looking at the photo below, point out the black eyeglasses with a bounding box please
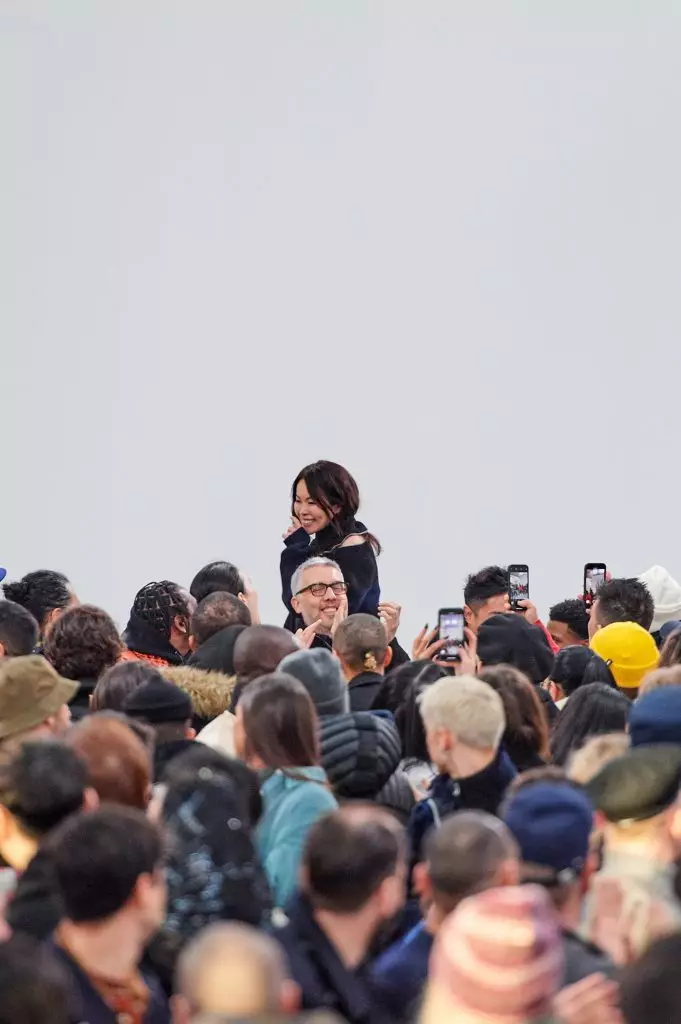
[295,581,348,598]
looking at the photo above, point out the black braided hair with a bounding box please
[132,581,189,637]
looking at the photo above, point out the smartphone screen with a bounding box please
[584,564,607,606]
[509,566,529,608]
[438,608,465,661]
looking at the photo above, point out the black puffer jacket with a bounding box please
[319,711,414,819]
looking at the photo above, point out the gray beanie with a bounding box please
[278,648,349,717]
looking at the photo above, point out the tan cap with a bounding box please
[0,656,78,740]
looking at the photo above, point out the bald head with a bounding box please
[233,626,298,684]
[424,811,519,915]
[174,923,297,1022]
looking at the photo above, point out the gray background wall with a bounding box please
[2,2,679,644]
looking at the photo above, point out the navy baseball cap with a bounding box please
[503,783,594,883]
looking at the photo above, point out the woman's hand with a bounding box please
[295,620,323,649]
[412,625,448,662]
[378,601,401,643]
[283,515,301,540]
[452,627,480,676]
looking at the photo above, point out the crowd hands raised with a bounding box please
[2,461,681,1023]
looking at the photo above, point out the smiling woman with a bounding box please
[280,461,381,632]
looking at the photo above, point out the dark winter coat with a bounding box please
[348,672,385,712]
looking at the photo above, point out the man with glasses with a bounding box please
[289,557,349,650]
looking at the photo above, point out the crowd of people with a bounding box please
[2,459,681,1023]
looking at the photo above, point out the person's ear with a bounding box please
[330,505,342,518]
[188,633,197,652]
[279,979,301,1015]
[0,806,14,842]
[82,787,100,813]
[464,605,473,628]
[383,646,393,670]
[173,614,189,636]
[0,642,5,658]
[185,725,196,740]
[581,851,598,893]
[291,595,301,616]
[170,994,191,1024]
[413,862,433,902]
[496,857,521,887]
[43,606,62,636]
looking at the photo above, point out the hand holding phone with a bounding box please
[437,608,465,662]
[584,563,607,608]
[508,565,529,611]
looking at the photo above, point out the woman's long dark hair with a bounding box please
[550,682,630,766]
[478,665,550,763]
[3,570,72,631]
[239,673,320,769]
[292,460,381,554]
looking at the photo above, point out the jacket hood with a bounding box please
[162,666,235,720]
[320,711,401,798]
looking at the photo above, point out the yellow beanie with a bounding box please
[590,621,659,689]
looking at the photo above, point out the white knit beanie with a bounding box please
[639,565,681,633]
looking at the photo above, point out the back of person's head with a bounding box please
[549,645,616,698]
[2,570,73,634]
[158,765,271,956]
[629,685,681,748]
[567,732,630,785]
[161,744,263,825]
[550,683,630,766]
[658,627,681,668]
[91,660,163,712]
[422,885,563,1024]
[591,577,655,633]
[464,566,508,609]
[371,659,445,718]
[394,662,446,760]
[190,562,245,604]
[620,932,681,1024]
[131,581,191,640]
[477,613,554,685]
[303,803,405,915]
[503,783,594,904]
[419,675,505,751]
[0,934,71,1024]
[547,599,590,645]
[237,673,320,769]
[0,740,88,838]
[123,675,194,745]
[65,714,151,810]
[191,593,251,648]
[45,806,164,925]
[233,626,298,686]
[640,665,681,696]
[0,601,39,658]
[174,923,296,1023]
[585,745,681,831]
[43,604,123,682]
[278,648,348,717]
[423,811,519,915]
[478,665,550,762]
[590,621,659,693]
[332,614,388,674]
[505,764,572,799]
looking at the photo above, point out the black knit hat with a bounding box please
[477,613,554,685]
[586,745,681,823]
[124,676,192,724]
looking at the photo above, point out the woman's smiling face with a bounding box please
[293,478,335,535]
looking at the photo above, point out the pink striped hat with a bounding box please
[423,885,563,1024]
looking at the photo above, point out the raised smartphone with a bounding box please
[584,563,607,608]
[508,564,529,611]
[437,607,465,662]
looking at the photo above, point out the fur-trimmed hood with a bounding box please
[162,666,235,724]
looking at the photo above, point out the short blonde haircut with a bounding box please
[639,665,681,698]
[419,675,505,751]
[567,732,630,785]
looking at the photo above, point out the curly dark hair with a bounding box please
[132,581,190,638]
[44,605,123,682]
[3,570,72,631]
[593,578,654,632]
[464,566,508,608]
[548,599,590,642]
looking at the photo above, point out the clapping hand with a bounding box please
[378,601,401,643]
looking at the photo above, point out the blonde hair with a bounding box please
[567,732,630,785]
[639,665,681,698]
[419,675,505,751]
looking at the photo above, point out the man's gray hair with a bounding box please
[291,557,343,597]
